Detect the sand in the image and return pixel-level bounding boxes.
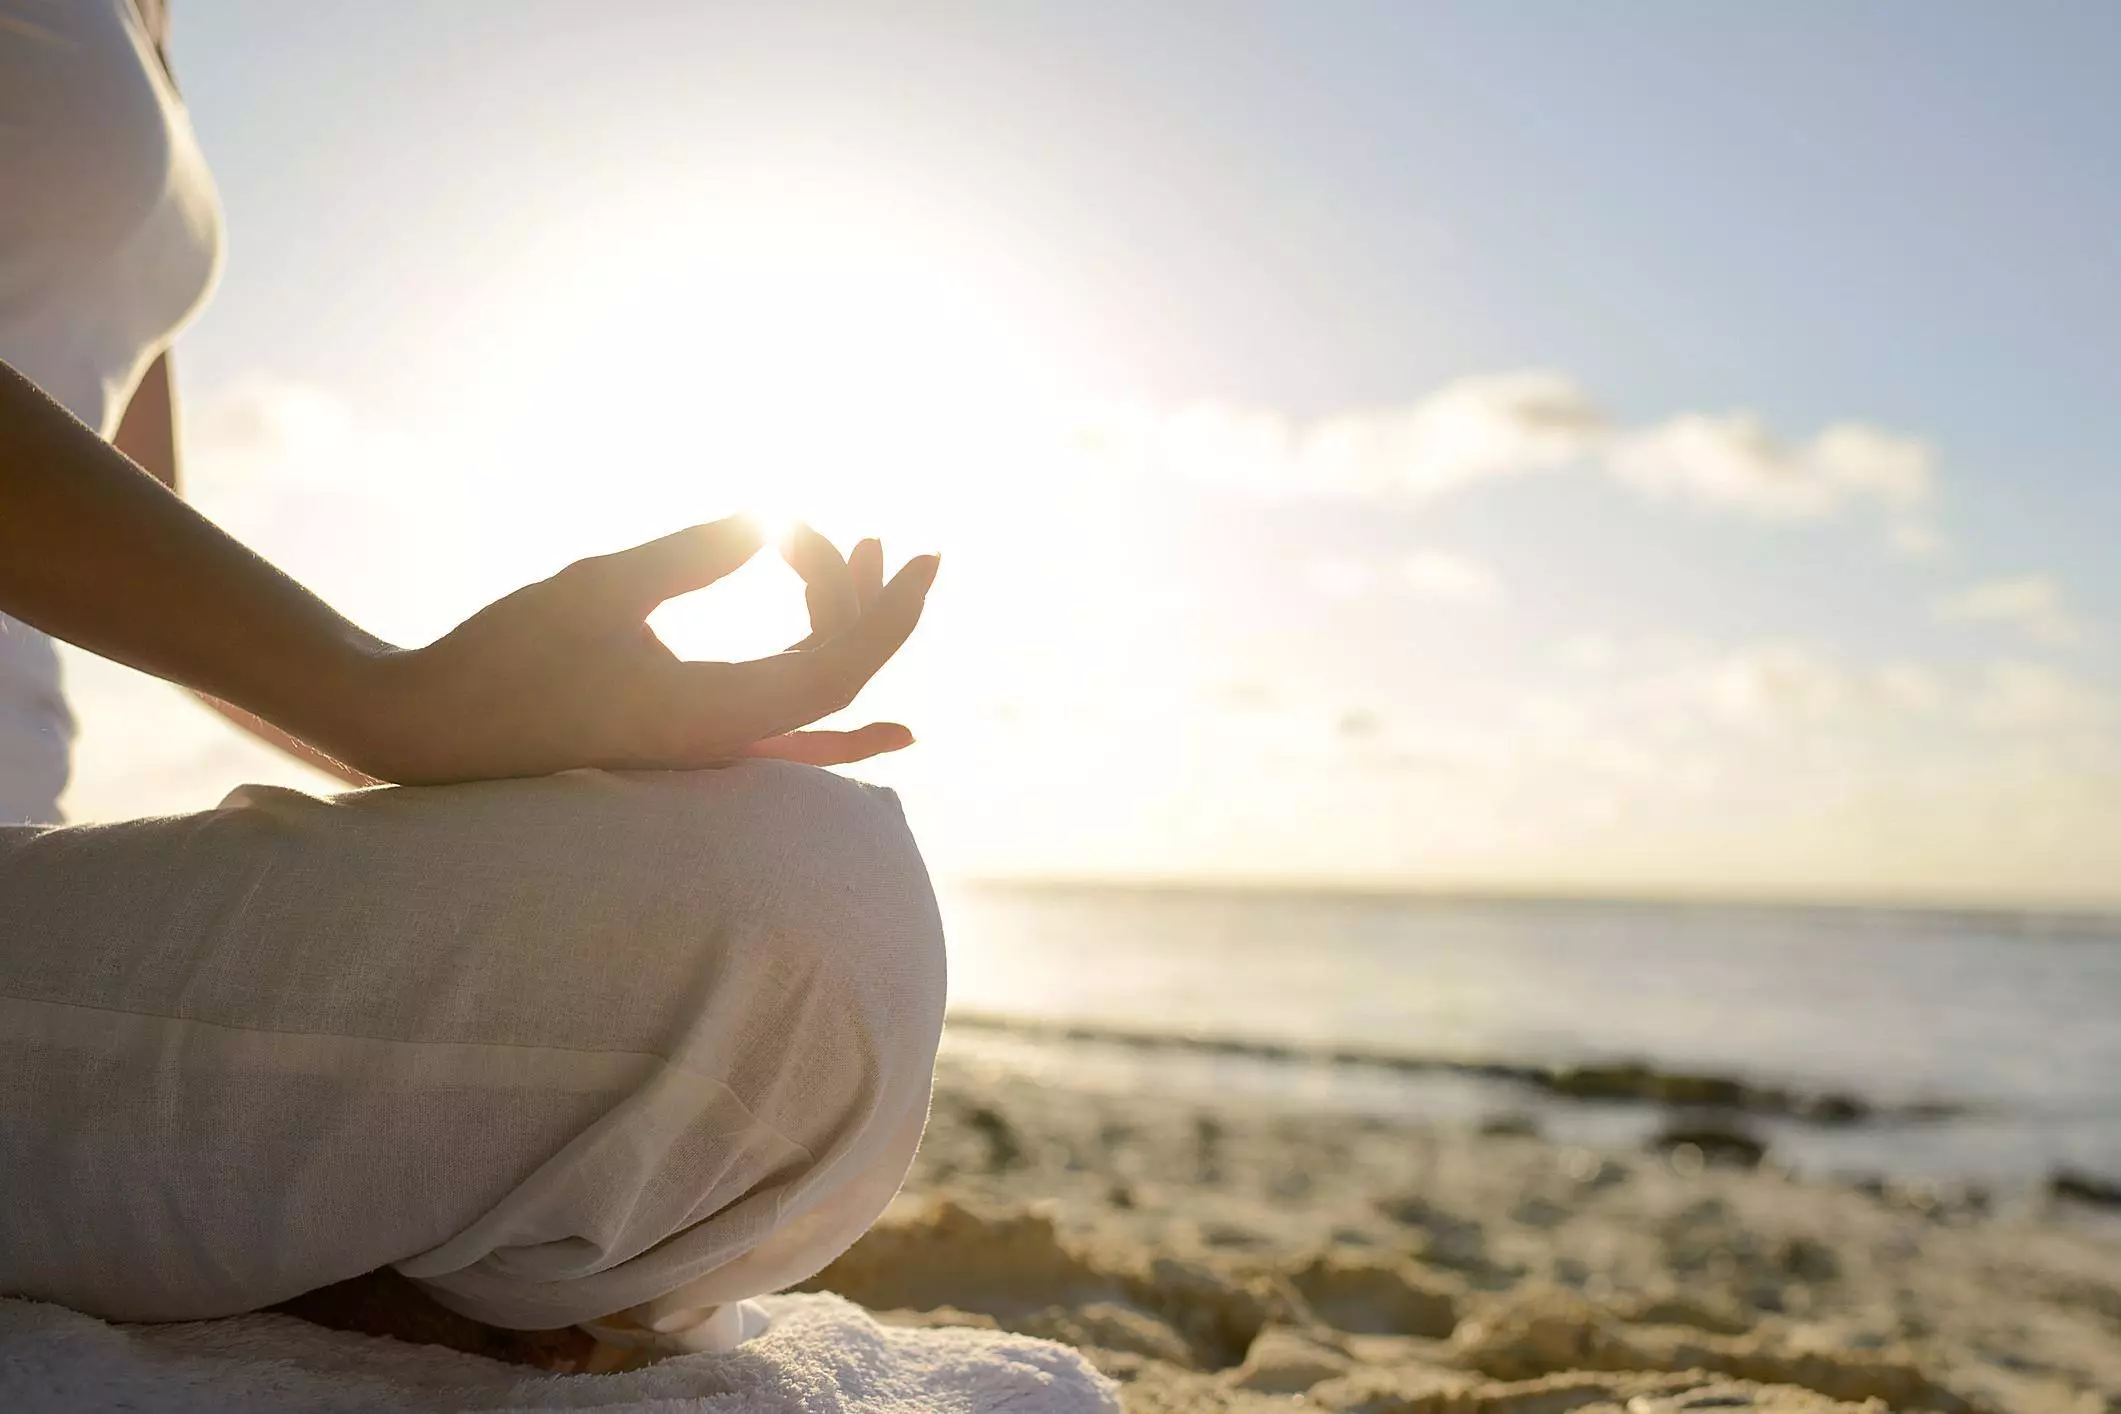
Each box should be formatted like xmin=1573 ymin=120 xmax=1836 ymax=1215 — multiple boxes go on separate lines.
xmin=797 ymin=1047 xmax=2121 ymax=1414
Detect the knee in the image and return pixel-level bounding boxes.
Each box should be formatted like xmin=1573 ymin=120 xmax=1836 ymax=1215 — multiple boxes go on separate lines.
xmin=663 ymin=761 xmax=946 ymax=1059
xmin=748 ymin=761 xmax=940 ymax=968
xmin=611 ymin=763 xmax=945 ymax=1179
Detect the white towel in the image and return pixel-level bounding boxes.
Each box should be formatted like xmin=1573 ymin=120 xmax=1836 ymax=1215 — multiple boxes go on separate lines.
xmin=0 ymin=1291 xmax=1121 ymax=1414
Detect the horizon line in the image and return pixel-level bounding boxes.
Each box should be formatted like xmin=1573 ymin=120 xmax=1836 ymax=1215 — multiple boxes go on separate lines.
xmin=938 ymin=873 xmax=2121 ymax=928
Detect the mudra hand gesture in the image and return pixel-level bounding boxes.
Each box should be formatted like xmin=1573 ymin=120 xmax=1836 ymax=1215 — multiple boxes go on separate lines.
xmin=0 ymin=359 xmax=937 ymax=789
xmin=362 ymin=518 xmax=937 ymax=783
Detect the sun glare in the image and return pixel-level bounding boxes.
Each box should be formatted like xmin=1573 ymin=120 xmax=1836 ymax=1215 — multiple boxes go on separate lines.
xmin=482 ymin=171 xmax=1090 ymax=510
xmin=453 ymin=162 xmax=1110 ymax=662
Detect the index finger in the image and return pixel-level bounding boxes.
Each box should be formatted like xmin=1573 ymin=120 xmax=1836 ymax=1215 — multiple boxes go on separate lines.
xmin=813 ymin=552 xmax=939 ymax=682
xmin=781 ymin=523 xmax=859 ymax=642
xmin=850 ymin=538 xmax=884 ymax=609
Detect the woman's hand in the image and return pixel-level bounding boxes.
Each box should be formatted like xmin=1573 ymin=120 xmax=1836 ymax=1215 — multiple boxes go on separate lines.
xmin=2 ymin=364 xmax=936 ymax=786
xmin=332 ymin=516 xmax=938 ymax=785
xmin=741 ymin=527 xmax=919 ymax=766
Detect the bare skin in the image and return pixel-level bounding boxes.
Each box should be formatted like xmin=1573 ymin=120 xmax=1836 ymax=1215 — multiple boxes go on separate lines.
xmin=106 ymin=356 xmax=923 ymax=782
xmin=113 ymin=355 xmax=383 ymax=784
xmin=0 ymin=359 xmax=937 ymax=785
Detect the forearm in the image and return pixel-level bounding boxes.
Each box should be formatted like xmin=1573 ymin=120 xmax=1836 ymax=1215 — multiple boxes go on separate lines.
xmin=196 ymin=693 xmax=379 ymax=786
xmin=0 ymin=359 xmax=390 ymax=755
xmin=111 ymin=354 xmax=372 ymax=782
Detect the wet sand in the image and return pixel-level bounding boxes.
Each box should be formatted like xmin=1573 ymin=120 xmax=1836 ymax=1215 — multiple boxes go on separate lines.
xmin=802 ymin=1049 xmax=2121 ymax=1414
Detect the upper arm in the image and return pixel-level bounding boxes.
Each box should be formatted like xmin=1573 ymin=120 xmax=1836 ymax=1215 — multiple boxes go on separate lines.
xmin=113 ymin=352 xmax=180 ymax=491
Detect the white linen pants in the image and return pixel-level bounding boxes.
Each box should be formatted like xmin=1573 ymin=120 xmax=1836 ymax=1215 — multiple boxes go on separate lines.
xmin=0 ymin=762 xmax=946 ymax=1332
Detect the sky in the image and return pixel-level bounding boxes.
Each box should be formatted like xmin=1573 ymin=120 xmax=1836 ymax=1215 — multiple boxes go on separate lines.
xmin=59 ymin=0 xmax=2121 ymax=905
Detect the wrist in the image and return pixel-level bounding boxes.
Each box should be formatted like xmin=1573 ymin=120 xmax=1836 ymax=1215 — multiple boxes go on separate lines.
xmin=263 ymin=624 xmax=408 ymax=778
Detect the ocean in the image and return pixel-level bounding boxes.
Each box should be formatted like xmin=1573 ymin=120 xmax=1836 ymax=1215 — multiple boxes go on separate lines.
xmin=934 ymin=885 xmax=2121 ymax=1195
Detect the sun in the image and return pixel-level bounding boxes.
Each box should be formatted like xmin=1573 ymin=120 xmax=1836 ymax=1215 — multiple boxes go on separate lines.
xmin=449 ymin=160 xmax=1108 ymax=660
xmin=461 ymin=162 xmax=1100 ymax=554
xmin=439 ymin=153 xmax=1119 ymax=669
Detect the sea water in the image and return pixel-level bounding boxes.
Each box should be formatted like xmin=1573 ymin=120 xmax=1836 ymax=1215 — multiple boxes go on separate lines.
xmin=935 ymin=885 xmax=2121 ymax=1192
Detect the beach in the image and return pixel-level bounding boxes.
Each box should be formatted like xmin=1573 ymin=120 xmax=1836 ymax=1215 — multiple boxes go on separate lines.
xmin=802 ymin=1042 xmax=2121 ymax=1414
xmin=246 ymin=889 xmax=2121 ymax=1411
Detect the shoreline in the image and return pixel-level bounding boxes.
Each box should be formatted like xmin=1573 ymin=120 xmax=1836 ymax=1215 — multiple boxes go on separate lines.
xmin=801 ymin=1051 xmax=2121 ymax=1414
xmin=948 ymin=879 xmax=2121 ymax=938
xmin=939 ymin=1016 xmax=2121 ymax=1221
xmin=944 ymin=1011 xmax=1971 ymax=1126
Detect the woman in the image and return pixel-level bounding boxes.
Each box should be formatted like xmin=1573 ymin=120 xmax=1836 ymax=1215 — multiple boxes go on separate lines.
xmin=0 ymin=0 xmax=947 ymax=1359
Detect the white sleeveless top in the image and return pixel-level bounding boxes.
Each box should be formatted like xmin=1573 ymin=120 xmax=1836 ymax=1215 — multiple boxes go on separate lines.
xmin=0 ymin=0 xmax=224 ymax=824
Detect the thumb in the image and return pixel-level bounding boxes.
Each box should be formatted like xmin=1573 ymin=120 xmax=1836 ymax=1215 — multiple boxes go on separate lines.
xmin=570 ymin=515 xmax=765 ymax=616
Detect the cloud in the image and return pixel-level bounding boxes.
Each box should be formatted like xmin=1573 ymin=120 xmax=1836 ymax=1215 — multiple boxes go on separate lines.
xmin=1095 ymin=371 xmax=1604 ymax=500
xmin=1697 ymin=642 xmax=1852 ymax=731
xmin=1300 ymin=372 xmax=1605 ymax=499
xmin=1098 ymin=371 xmax=1938 ymax=547
xmin=1567 ymin=638 xmax=2078 ymax=740
xmin=1935 ymin=576 xmax=2089 ymax=648
xmin=1966 ymin=661 xmax=2112 ymax=732
xmin=1684 ymin=643 xmax=2111 ymax=737
xmin=1607 ymin=414 xmax=1933 ymax=520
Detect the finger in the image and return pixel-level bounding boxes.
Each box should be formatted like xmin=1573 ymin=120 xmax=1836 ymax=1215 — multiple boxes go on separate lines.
xmin=850 ymin=538 xmax=884 ymax=610
xmin=808 ymin=551 xmax=939 ymax=687
xmin=689 ymin=553 xmax=940 ymax=743
xmin=781 ymin=523 xmax=860 ymax=642
xmin=781 ymin=540 xmax=922 ymax=654
xmin=742 ymin=723 xmax=915 ymax=765
xmin=573 ymin=516 xmax=764 ymax=617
